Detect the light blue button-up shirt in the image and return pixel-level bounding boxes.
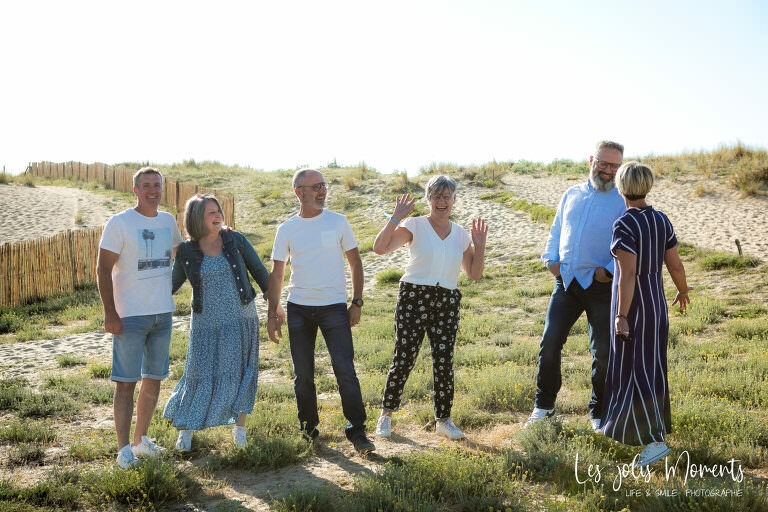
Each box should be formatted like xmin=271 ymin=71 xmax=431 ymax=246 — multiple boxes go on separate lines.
xmin=541 ymin=181 xmax=626 ymax=290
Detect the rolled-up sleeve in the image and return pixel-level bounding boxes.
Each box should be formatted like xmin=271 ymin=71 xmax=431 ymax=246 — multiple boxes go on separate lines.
xmin=542 ymin=193 xmax=566 ymax=266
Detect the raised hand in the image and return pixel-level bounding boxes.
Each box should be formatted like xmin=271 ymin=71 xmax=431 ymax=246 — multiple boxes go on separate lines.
xmin=393 ymin=194 xmax=417 ymax=222
xmin=471 ymin=217 xmax=488 ymax=249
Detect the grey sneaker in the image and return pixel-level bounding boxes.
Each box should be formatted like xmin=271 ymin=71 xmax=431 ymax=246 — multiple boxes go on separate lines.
xmin=116 ymin=444 xmax=138 ymax=469
xmin=524 ymin=407 xmax=555 ymax=428
xmin=375 ymin=415 xmax=392 ymax=438
xmin=590 ymin=418 xmax=602 ymax=432
xmin=132 ymin=436 xmax=166 ymax=458
xmin=436 ymin=418 xmax=464 ymax=440
xmin=638 ymin=442 xmax=670 ymax=467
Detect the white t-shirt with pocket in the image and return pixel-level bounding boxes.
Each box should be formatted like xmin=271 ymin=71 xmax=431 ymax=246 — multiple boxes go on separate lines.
xmin=271 ymin=209 xmax=358 ymax=306
xmin=399 ymin=216 xmax=471 ymax=290
xmin=99 ymin=209 xmax=183 ymax=318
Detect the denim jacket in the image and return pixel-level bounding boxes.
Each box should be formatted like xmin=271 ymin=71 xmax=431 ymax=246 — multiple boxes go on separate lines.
xmin=172 ymin=230 xmax=269 ymax=313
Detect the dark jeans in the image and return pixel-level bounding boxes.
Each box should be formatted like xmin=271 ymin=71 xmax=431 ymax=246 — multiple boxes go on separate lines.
xmin=534 ymin=276 xmax=612 ymax=420
xmin=287 ymin=302 xmax=366 ymax=438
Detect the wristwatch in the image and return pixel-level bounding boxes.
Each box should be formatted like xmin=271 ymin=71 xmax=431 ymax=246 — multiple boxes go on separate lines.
xmin=351 ymin=298 xmax=364 ymax=308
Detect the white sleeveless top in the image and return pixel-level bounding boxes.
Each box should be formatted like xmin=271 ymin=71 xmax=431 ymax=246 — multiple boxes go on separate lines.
xmin=399 ymin=216 xmax=472 ymax=290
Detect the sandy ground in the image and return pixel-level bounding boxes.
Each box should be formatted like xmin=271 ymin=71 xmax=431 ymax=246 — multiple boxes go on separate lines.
xmin=0 ymin=184 xmax=131 ymax=245
xmin=1 ymin=175 xmax=767 ymax=510
xmin=501 ymin=173 xmax=768 ymax=257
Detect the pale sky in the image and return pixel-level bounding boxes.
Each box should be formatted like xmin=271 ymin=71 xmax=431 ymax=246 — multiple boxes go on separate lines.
xmin=1 ymin=0 xmax=766 ymax=175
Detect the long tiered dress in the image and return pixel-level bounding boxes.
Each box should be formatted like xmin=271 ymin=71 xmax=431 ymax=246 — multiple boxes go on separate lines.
xmin=163 ymin=254 xmax=260 ymax=429
xmin=600 ymin=206 xmax=677 ymax=445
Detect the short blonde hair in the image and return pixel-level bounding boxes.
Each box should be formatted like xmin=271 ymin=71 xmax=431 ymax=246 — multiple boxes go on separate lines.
xmin=616 ymin=161 xmax=654 ymax=199
xmin=184 ymin=194 xmax=223 ymax=240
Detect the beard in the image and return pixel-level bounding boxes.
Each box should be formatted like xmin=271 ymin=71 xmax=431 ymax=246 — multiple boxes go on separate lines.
xmin=590 ymin=169 xmax=615 ymax=192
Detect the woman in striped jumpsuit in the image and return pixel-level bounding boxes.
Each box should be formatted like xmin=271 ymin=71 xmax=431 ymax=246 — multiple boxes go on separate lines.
xmin=600 ymin=162 xmax=691 ymax=466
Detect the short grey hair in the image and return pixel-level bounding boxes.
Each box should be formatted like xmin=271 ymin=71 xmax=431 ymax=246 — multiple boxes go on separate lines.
xmin=595 ymin=140 xmax=624 ymax=155
xmin=616 ymin=161 xmax=654 ymax=199
xmin=424 ymin=175 xmax=457 ymax=200
xmin=133 ymin=166 xmax=163 ymax=190
xmin=184 ymin=194 xmax=223 ymax=241
xmin=292 ymin=168 xmax=317 ymax=189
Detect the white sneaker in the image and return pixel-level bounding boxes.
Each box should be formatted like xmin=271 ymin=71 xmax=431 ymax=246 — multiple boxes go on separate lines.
xmin=175 ymin=430 xmax=193 ymax=452
xmin=232 ymin=426 xmax=247 ymax=448
xmin=637 ymin=442 xmax=670 ymax=466
xmin=132 ymin=436 xmax=166 ymax=458
xmin=116 ymin=444 xmax=138 ymax=469
xmin=435 ymin=418 xmax=464 ymax=440
xmin=524 ymin=407 xmax=555 ymax=428
xmin=375 ymin=415 xmax=392 ymax=438
xmin=591 ymin=418 xmax=601 ymax=432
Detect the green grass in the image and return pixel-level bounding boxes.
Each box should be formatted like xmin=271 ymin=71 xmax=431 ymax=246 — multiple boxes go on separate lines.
xmin=480 ymin=190 xmax=556 ymax=225
xmin=0 ymin=379 xmax=80 ymax=418
xmin=55 ymin=354 xmax=86 ymax=368
xmin=0 ymin=284 xmax=102 ymax=342
xmin=7 ymin=443 xmax=46 ymax=466
xmin=87 ymin=362 xmax=112 ymax=379
xmin=0 ymin=419 xmax=56 ymax=444
xmin=43 ymin=375 xmax=113 ymax=404
xmin=375 ymin=267 xmax=404 ymax=285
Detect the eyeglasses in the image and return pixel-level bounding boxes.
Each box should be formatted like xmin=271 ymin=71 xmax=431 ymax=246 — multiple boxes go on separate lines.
xmin=430 ymin=194 xmax=454 ymax=202
xmin=594 ymin=159 xmax=621 ymax=172
xmin=298 ymin=182 xmax=327 ymax=192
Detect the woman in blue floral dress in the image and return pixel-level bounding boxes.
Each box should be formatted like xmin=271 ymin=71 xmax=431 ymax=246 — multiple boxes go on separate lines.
xmin=164 ymin=194 xmax=284 ymax=451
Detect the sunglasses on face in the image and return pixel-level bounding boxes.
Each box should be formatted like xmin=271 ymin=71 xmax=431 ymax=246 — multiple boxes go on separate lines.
xmin=299 ymin=182 xmax=327 ymax=192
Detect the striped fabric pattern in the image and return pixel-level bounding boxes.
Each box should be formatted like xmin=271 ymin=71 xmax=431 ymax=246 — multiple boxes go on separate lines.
xmin=600 ymin=206 xmax=677 ymax=446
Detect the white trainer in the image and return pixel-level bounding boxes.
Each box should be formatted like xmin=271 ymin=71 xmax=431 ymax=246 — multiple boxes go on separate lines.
xmin=131 ymin=436 xmax=166 ymax=458
xmin=524 ymin=407 xmax=555 ymax=428
xmin=116 ymin=444 xmax=138 ymax=469
xmin=637 ymin=442 xmax=670 ymax=467
xmin=175 ymin=430 xmax=193 ymax=452
xmin=435 ymin=418 xmax=464 ymax=440
xmin=591 ymin=418 xmax=602 ymax=432
xmin=375 ymin=415 xmax=392 ymax=438
xmin=232 ymin=426 xmax=247 ymax=448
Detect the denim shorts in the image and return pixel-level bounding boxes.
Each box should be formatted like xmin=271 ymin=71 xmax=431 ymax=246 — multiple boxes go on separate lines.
xmin=111 ymin=313 xmax=173 ymax=382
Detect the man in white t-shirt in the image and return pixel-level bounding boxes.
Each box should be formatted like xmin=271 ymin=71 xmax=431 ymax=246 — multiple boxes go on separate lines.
xmin=267 ymin=168 xmax=375 ymax=454
xmin=97 ymin=167 xmax=182 ymax=468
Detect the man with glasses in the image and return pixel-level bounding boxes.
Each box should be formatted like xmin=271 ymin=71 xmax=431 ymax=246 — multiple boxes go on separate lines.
xmin=267 ymin=168 xmax=375 ymax=453
xmin=527 ymin=141 xmax=626 ymax=431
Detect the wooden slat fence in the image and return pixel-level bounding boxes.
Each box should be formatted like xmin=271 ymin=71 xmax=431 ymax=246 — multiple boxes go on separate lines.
xmin=0 ymin=228 xmax=102 ymax=307
xmin=0 ymin=162 xmax=237 ymax=306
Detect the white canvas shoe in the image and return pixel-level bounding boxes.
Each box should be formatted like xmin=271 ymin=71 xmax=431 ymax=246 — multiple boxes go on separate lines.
xmin=591 ymin=418 xmax=602 ymax=432
xmin=131 ymin=436 xmax=166 ymax=457
xmin=175 ymin=430 xmax=193 ymax=452
xmin=116 ymin=444 xmax=138 ymax=469
xmin=232 ymin=426 xmax=247 ymax=448
xmin=524 ymin=407 xmax=555 ymax=428
xmin=637 ymin=442 xmax=670 ymax=466
xmin=435 ymin=418 xmax=464 ymax=440
xmin=375 ymin=415 xmax=392 ymax=438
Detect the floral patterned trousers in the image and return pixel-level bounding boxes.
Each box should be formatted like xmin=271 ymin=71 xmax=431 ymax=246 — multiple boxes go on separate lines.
xmin=381 ymin=281 xmax=462 ymax=419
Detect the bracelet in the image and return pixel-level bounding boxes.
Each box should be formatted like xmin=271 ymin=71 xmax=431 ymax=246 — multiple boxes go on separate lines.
xmin=390 ymin=216 xmax=400 ymax=225
xmin=267 ymin=314 xmax=279 ymax=319
xmin=616 ymin=314 xmax=628 ymax=320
